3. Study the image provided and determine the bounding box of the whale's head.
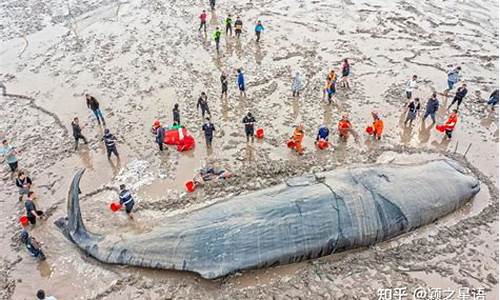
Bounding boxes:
[443,159,481,197]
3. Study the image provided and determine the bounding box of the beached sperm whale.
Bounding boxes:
[55,159,479,279]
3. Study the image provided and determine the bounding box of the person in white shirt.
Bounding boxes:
[405,75,418,99]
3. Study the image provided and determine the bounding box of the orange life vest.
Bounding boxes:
[445,114,458,131]
[373,119,384,137]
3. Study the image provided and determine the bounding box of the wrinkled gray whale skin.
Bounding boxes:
[55,159,479,279]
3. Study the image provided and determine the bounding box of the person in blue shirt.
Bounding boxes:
[316,125,330,142]
[237,68,246,97]
[255,20,264,42]
[119,184,135,220]
[445,66,461,97]
[1,139,18,173]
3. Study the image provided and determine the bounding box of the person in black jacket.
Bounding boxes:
[197,92,211,118]
[85,94,105,125]
[71,117,88,150]
[202,117,216,148]
[103,129,119,159]
[173,104,181,125]
[15,171,32,201]
[220,72,228,100]
[448,83,468,110]
[242,112,256,143]
[156,126,166,152]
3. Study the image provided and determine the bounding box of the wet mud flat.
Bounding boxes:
[0,0,498,299]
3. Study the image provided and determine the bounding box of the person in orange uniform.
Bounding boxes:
[444,109,458,139]
[338,114,352,141]
[323,70,337,100]
[371,112,384,140]
[292,124,305,155]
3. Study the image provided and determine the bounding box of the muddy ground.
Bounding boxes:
[0,0,498,299]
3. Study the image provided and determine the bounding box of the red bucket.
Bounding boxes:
[110,202,122,212]
[19,216,29,226]
[287,140,296,148]
[317,140,328,150]
[365,126,374,134]
[185,180,196,192]
[255,128,264,139]
[435,124,446,132]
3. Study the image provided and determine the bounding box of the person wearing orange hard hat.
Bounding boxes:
[291,124,305,155]
[370,112,384,140]
[338,114,352,141]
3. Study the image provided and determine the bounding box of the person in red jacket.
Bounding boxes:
[444,109,458,139]
[338,114,352,141]
[198,10,207,32]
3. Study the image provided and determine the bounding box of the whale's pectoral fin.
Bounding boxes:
[66,169,101,243]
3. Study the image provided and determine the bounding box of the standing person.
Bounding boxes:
[340,59,350,89]
[1,139,18,173]
[209,0,215,10]
[323,70,337,100]
[370,112,384,140]
[242,112,256,143]
[202,117,216,148]
[220,72,228,99]
[327,78,336,104]
[405,75,418,100]
[487,89,499,111]
[237,68,246,97]
[225,14,233,36]
[213,27,222,53]
[15,171,32,201]
[290,124,305,155]
[103,129,119,160]
[291,72,303,97]
[173,103,181,125]
[197,92,211,117]
[234,16,243,39]
[338,114,353,141]
[445,66,461,96]
[198,10,207,32]
[405,97,421,126]
[36,289,57,300]
[118,184,135,220]
[316,124,330,142]
[255,20,264,42]
[423,93,439,124]
[85,94,105,125]
[447,83,468,110]
[71,117,88,150]
[156,124,166,152]
[443,109,458,139]
[25,192,43,225]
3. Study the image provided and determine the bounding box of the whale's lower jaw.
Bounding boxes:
[58,159,480,279]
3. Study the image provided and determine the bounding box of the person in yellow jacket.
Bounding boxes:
[370,112,384,140]
[292,124,305,155]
